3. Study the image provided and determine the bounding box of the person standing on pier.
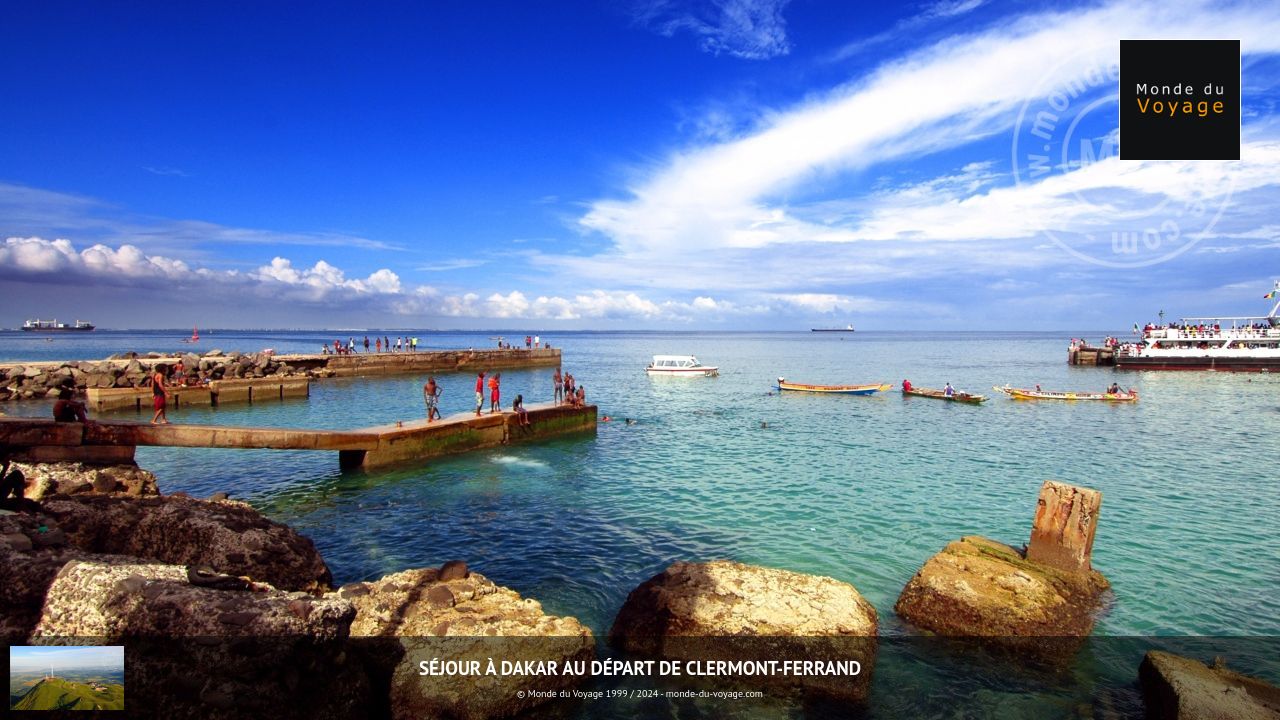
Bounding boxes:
[364,336,370,353]
[150,364,169,425]
[489,373,501,414]
[376,337,382,353]
[475,371,485,416]
[553,368,563,405]
[424,377,441,422]
[534,335,540,348]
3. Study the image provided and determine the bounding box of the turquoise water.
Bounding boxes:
[4,330,1278,716]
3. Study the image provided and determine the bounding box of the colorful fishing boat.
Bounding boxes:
[993,385,1138,402]
[902,386,986,404]
[776,378,891,395]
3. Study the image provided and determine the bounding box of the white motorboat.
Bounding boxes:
[645,355,719,377]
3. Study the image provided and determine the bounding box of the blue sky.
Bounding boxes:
[2,0,1278,329]
[9,645,124,671]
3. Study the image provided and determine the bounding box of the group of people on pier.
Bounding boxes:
[420,366,585,424]
[323,336,421,355]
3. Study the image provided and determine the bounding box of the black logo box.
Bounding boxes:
[1120,39,1240,160]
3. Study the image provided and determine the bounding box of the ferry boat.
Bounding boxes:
[1116,281,1280,371]
[645,355,719,377]
[811,324,855,332]
[21,319,95,332]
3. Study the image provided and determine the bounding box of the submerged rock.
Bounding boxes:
[610,559,878,701]
[344,566,594,720]
[38,493,332,592]
[1140,650,1280,720]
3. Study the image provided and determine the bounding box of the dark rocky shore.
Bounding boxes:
[3,465,1276,719]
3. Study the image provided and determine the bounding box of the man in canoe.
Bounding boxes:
[943,382,954,397]
[902,379,913,392]
[1107,382,1123,395]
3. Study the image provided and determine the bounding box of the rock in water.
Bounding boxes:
[609,560,878,701]
[1140,650,1280,720]
[895,481,1110,662]
[38,494,332,592]
[344,566,594,720]
[894,536,1109,661]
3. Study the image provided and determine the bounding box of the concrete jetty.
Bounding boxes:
[86,377,311,413]
[0,402,595,470]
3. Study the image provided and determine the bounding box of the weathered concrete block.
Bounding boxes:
[1027,480,1101,574]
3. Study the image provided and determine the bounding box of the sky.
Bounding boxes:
[2,0,1279,330]
[9,645,124,671]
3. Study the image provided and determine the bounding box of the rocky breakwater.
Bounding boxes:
[340,562,595,720]
[894,480,1110,662]
[609,560,878,702]
[0,349,317,401]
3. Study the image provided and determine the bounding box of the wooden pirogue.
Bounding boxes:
[902,387,986,404]
[776,379,892,395]
[993,386,1138,402]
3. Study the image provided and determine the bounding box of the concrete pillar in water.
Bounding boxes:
[1026,480,1102,573]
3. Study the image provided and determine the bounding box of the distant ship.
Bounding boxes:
[21,318,95,332]
[811,324,855,332]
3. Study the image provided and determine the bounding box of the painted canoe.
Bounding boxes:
[902,387,986,404]
[777,380,892,395]
[993,386,1138,402]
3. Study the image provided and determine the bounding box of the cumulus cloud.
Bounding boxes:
[0,236,748,323]
[634,0,792,59]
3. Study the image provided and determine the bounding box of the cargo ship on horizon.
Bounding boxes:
[21,318,95,332]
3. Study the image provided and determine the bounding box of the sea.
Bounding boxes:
[3,329,1278,718]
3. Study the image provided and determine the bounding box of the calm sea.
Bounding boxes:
[3,329,1278,717]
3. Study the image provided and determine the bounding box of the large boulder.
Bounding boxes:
[30,560,368,720]
[0,510,126,642]
[15,461,159,500]
[39,494,332,592]
[610,560,878,701]
[1139,650,1280,720]
[894,536,1108,657]
[343,563,594,720]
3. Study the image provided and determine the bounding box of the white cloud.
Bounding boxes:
[0,236,744,323]
[574,0,1280,293]
[0,182,401,253]
[634,0,792,60]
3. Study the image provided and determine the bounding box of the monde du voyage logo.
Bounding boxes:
[1012,39,1240,268]
[1121,39,1241,161]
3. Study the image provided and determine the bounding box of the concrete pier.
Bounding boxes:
[1067,344,1116,366]
[0,402,595,470]
[86,378,310,413]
